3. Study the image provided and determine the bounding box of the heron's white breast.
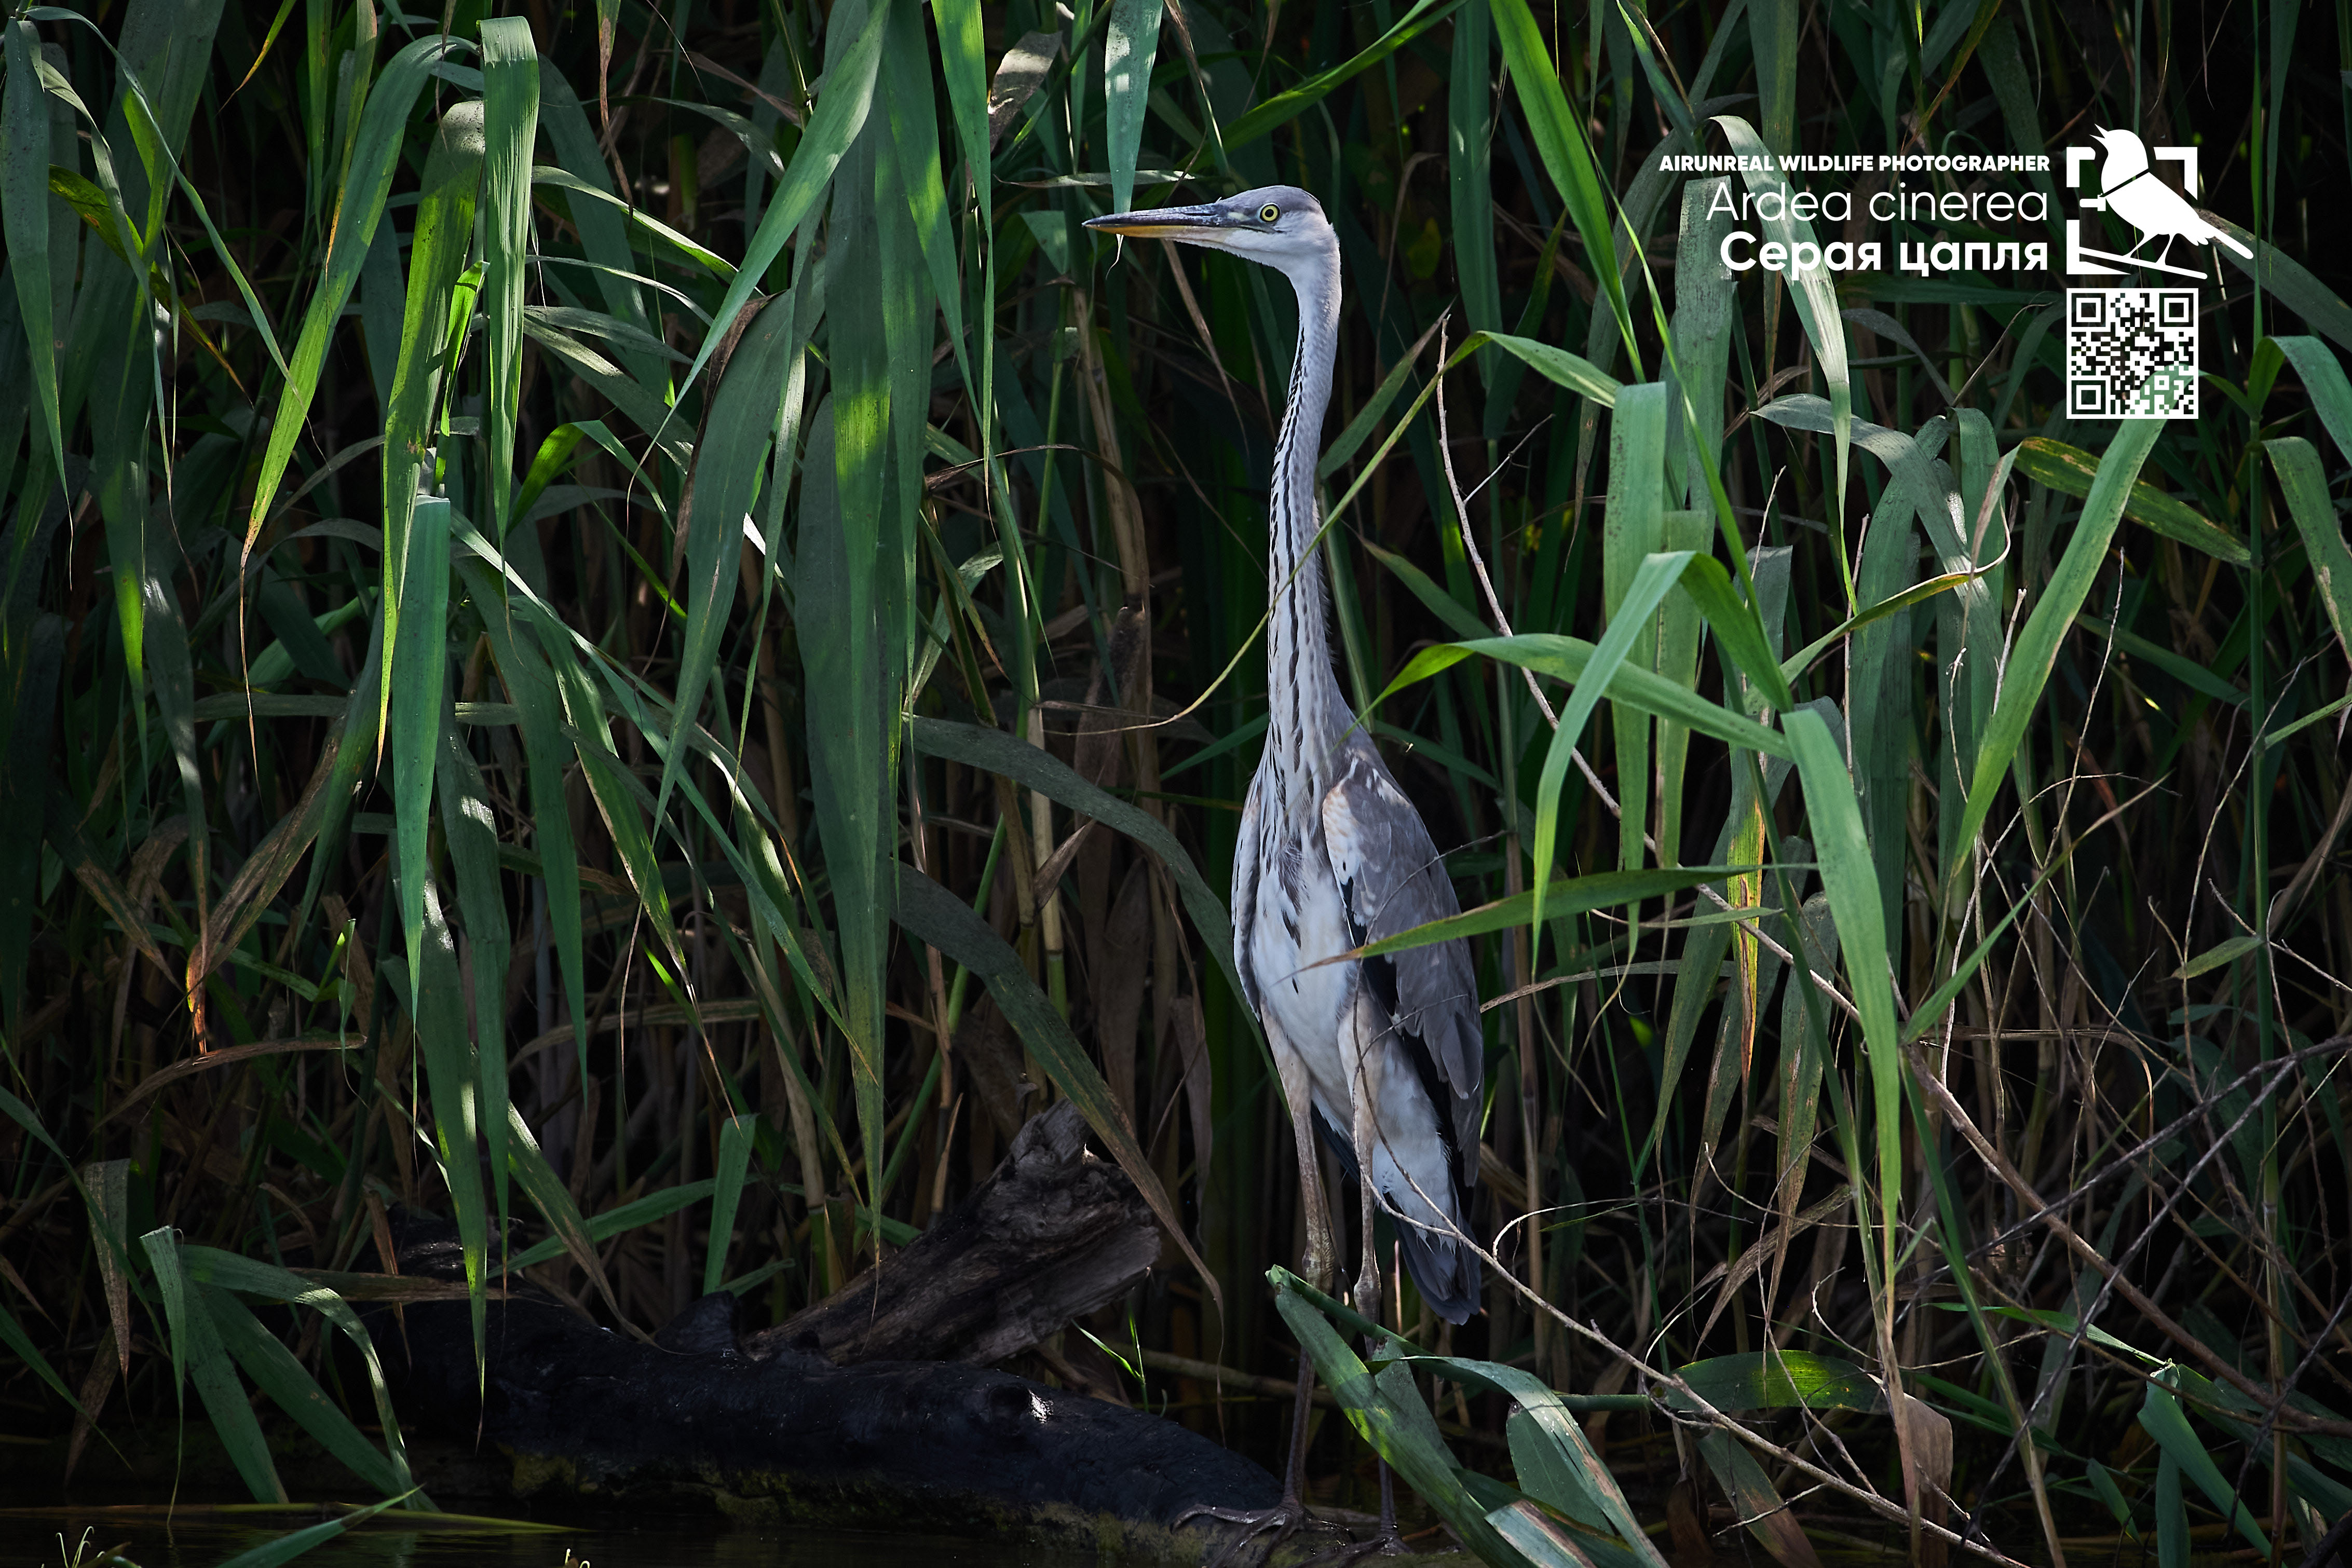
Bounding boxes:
[1246,824,1357,1122]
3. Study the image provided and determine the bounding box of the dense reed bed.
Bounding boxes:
[3,0,2349,1561]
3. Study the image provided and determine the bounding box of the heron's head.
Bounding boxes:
[1085,185,1337,283]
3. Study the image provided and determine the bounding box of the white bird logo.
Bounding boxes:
[2088,127,2253,267]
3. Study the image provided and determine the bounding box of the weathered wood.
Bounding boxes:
[746,1100,1161,1367]
[378,1280,1282,1559]
[370,1109,1283,1562]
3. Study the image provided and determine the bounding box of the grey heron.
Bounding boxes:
[1087,186,1484,1551]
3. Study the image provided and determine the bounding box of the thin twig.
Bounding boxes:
[1911,1038,2352,1437]
[1436,323,1572,744]
[1372,1163,2031,1566]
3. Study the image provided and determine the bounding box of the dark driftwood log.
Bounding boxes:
[380,1285,1279,1556]
[745,1101,1161,1366]
[374,1103,1279,1561]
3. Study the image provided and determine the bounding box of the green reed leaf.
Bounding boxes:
[1223,0,1462,151]
[1748,0,1798,152]
[1362,536,1490,640]
[1489,0,1637,367]
[1381,635,1791,758]
[2266,436,2352,666]
[879,4,963,396]
[528,164,733,278]
[2,23,61,482]
[2014,438,2248,566]
[141,1229,285,1503]
[1779,566,1985,683]
[1949,421,2162,880]
[294,607,386,956]
[1104,0,1165,217]
[2204,213,2352,355]
[1785,706,1902,1272]
[1603,385,1666,874]
[479,17,538,544]
[379,98,480,987]
[1676,552,1794,714]
[1697,1429,1825,1567]
[1331,866,1750,962]
[704,1113,759,1298]
[436,712,511,1235]
[1532,545,1693,932]
[1481,332,1623,404]
[209,1494,423,1568]
[178,1247,418,1498]
[1713,114,1852,543]
[202,1284,409,1498]
[2140,1372,2271,1557]
[798,296,894,1216]
[34,17,283,379]
[1270,1279,1520,1565]
[1756,397,1965,568]
[1449,0,1499,381]
[505,1179,716,1276]
[534,60,662,389]
[497,1105,628,1322]
[934,1,990,228]
[658,298,796,831]
[2272,336,2352,466]
[0,1295,83,1416]
[242,33,474,549]
[1397,1340,1669,1566]
[1668,1350,1887,1413]
[1670,177,1735,508]
[1505,1408,1610,1533]
[679,0,886,405]
[404,874,488,1375]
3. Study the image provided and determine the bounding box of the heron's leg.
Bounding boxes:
[1278,1348,1317,1499]
[1294,1459,1411,1565]
[1175,1036,1344,1562]
[1179,1351,1326,1539]
[1348,1120,1406,1558]
[1349,1059,1383,1325]
[1273,1036,1336,1499]
[1317,1033,1407,1562]
[1276,1039,1338,1293]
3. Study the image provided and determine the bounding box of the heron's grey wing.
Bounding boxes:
[1318,736,1483,1187]
[1231,764,1267,1016]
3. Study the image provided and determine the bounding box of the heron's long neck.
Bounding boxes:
[1264,255,1349,807]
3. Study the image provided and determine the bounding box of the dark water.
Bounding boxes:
[0,1509,1102,1568]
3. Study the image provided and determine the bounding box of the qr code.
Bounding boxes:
[2068,288,2198,418]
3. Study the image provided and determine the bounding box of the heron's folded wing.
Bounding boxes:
[1318,738,1484,1183]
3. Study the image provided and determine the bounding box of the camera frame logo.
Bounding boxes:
[2062,128,2249,420]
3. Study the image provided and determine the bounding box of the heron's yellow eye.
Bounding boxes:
[1259,203,1281,223]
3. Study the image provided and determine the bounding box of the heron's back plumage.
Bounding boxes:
[1321,737,1484,1319]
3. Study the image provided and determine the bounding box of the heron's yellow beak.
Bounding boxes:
[1084,203,1230,241]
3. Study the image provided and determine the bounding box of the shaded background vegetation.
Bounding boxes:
[3,0,2351,1559]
